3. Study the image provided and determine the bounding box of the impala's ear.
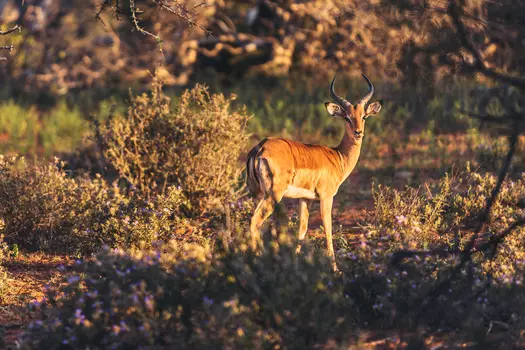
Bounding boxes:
[325,102,345,117]
[364,101,382,117]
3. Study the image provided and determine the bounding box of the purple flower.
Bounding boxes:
[144,295,154,310]
[67,275,80,284]
[396,215,407,225]
[74,308,86,325]
[203,296,214,306]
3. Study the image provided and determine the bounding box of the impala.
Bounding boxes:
[246,74,382,271]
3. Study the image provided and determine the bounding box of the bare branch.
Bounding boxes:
[129,0,162,42]
[152,0,211,36]
[0,24,21,61]
[97,0,211,43]
[483,217,525,258]
[0,24,20,36]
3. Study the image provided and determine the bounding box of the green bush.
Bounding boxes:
[0,101,39,154]
[0,100,89,156]
[20,237,351,349]
[41,101,88,155]
[96,79,251,215]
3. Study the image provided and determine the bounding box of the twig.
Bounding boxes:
[0,24,20,61]
[129,0,162,41]
[96,0,211,42]
[0,24,20,36]
[483,217,525,258]
[152,0,212,36]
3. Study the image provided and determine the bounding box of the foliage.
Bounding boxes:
[4,0,522,95]
[446,167,525,282]
[0,100,87,156]
[0,155,111,253]
[5,164,525,347]
[20,238,350,349]
[0,155,196,255]
[336,167,525,341]
[97,79,250,214]
[0,101,39,154]
[0,228,9,302]
[371,174,452,250]
[370,166,525,287]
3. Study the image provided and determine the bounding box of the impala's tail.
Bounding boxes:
[246,143,261,196]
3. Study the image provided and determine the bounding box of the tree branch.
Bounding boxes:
[97,0,211,43]
[0,24,21,61]
[0,24,20,36]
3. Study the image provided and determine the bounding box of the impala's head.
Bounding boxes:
[324,73,382,140]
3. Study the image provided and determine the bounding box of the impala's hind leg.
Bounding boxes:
[250,195,275,248]
[296,199,310,253]
[249,157,287,248]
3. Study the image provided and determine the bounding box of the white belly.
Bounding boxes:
[283,185,317,199]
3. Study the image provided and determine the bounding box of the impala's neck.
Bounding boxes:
[335,122,363,178]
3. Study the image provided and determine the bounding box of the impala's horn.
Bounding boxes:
[357,73,374,106]
[330,76,352,109]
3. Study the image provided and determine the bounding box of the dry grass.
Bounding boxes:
[0,253,74,348]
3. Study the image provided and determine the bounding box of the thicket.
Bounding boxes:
[16,167,525,348]
[20,239,351,349]
[96,78,250,213]
[0,80,249,255]
[371,166,525,281]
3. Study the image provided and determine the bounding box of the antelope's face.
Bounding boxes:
[324,74,382,140]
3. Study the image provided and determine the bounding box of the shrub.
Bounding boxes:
[97,78,251,215]
[0,156,90,252]
[446,167,525,282]
[20,237,351,349]
[370,174,452,250]
[0,229,9,303]
[88,185,201,250]
[0,156,195,254]
[333,167,525,337]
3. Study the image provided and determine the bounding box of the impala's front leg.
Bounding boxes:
[296,199,310,253]
[320,197,337,271]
